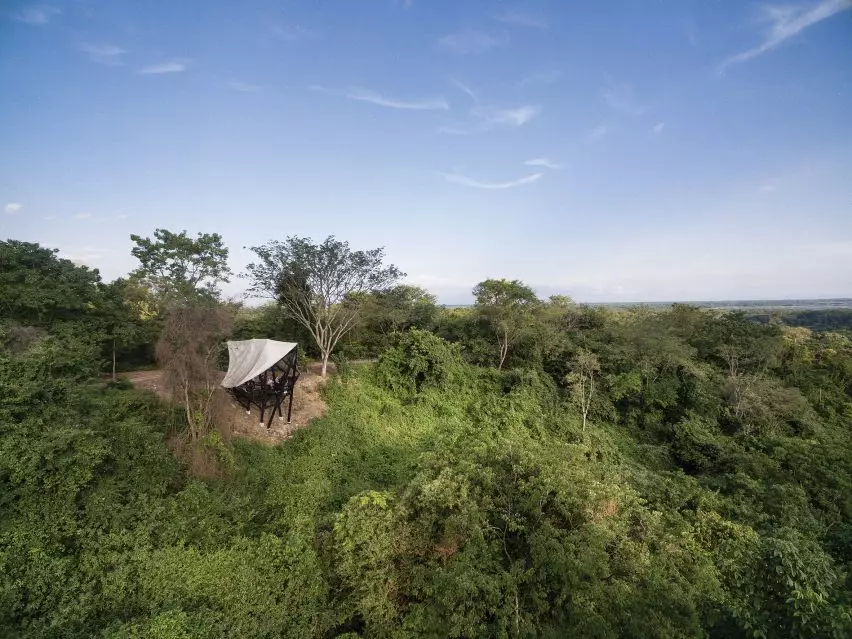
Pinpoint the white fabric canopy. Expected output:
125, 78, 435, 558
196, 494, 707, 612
221, 339, 297, 388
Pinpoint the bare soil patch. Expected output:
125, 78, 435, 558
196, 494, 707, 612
124, 365, 330, 444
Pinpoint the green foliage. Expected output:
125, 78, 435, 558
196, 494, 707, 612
244, 235, 403, 374
473, 278, 540, 369
343, 285, 438, 357
130, 229, 231, 302
3, 238, 852, 638
231, 303, 315, 355
375, 328, 463, 395
0, 240, 101, 326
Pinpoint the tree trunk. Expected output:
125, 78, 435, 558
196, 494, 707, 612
321, 353, 329, 377
498, 329, 508, 369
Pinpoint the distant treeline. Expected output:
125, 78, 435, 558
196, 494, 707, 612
747, 309, 852, 332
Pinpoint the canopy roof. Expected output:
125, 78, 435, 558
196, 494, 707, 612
221, 339, 297, 388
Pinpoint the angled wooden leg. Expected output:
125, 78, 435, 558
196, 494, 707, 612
267, 394, 281, 428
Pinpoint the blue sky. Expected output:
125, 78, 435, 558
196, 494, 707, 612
1, 0, 851, 303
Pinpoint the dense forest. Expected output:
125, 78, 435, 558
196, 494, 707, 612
1, 233, 851, 638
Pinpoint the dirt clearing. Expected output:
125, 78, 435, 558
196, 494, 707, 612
124, 363, 332, 443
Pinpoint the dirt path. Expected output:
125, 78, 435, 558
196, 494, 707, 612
124, 367, 329, 444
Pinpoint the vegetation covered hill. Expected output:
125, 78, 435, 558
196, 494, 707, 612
1, 236, 851, 638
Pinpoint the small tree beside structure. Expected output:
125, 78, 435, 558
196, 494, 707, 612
245, 236, 403, 376
156, 304, 235, 443
129, 228, 235, 448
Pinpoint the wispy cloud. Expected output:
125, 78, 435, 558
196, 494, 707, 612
438, 30, 506, 54
79, 43, 127, 66
603, 81, 646, 115
494, 10, 548, 29
43, 215, 57, 221
14, 5, 61, 25
73, 212, 92, 219
5, 202, 22, 214
449, 78, 478, 102
524, 158, 562, 169
138, 59, 189, 75
270, 24, 315, 41
441, 172, 543, 189
517, 70, 560, 88
116, 214, 129, 220
473, 105, 540, 127
759, 180, 779, 193
439, 104, 540, 134
587, 123, 610, 141
226, 80, 261, 93
652, 121, 665, 134
720, 0, 852, 71
312, 86, 448, 110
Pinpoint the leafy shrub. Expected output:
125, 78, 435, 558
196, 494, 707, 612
671, 415, 730, 474
375, 329, 463, 395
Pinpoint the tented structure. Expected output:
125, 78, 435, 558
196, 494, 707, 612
221, 339, 300, 427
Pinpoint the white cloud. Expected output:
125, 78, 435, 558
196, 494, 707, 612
472, 105, 540, 127
760, 180, 778, 193
116, 214, 129, 220
43, 215, 57, 220
441, 172, 543, 189
439, 104, 540, 135
226, 80, 261, 93
138, 60, 189, 75
438, 30, 505, 54
312, 85, 448, 110
652, 121, 665, 134
517, 70, 561, 88
524, 158, 562, 169
15, 5, 61, 25
720, 0, 852, 70
604, 82, 646, 115
73, 212, 92, 219
79, 43, 127, 66
449, 78, 478, 102
587, 123, 610, 141
270, 24, 315, 41
5, 202, 22, 214
494, 10, 548, 29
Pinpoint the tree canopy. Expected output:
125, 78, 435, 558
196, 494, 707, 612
245, 235, 403, 375
130, 229, 231, 302
473, 278, 540, 368
2, 235, 852, 638
0, 240, 101, 326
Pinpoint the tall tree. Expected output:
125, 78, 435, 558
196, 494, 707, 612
129, 229, 231, 303
566, 348, 600, 431
245, 236, 403, 376
473, 278, 539, 369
